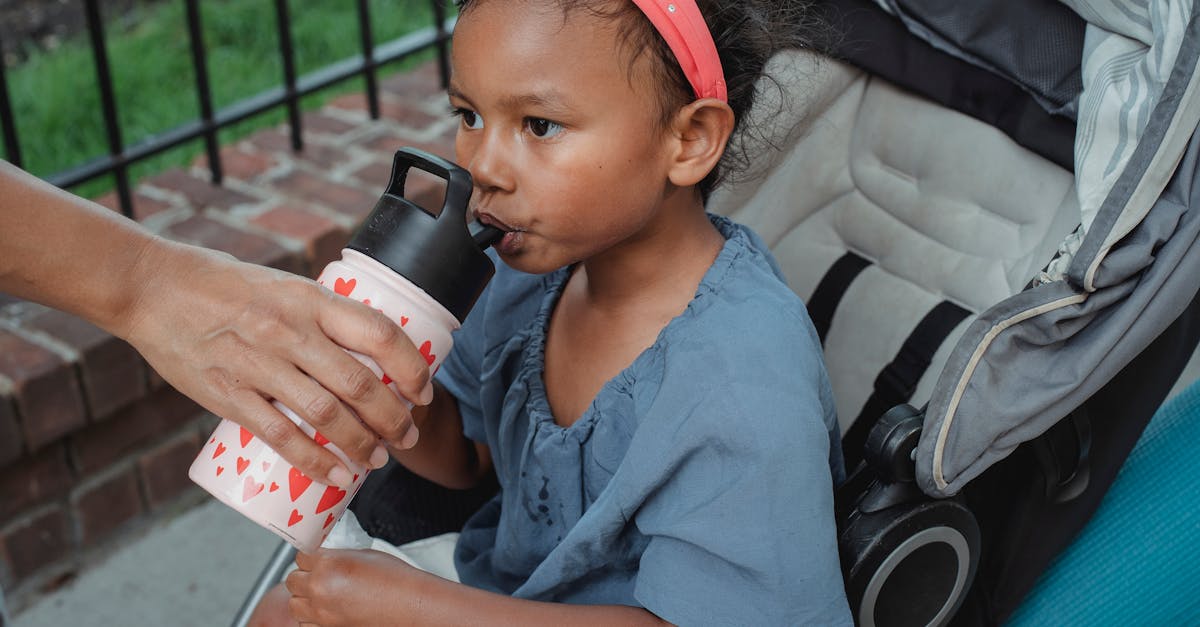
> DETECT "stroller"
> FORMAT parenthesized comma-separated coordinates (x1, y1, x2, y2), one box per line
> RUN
(233, 0, 1200, 625)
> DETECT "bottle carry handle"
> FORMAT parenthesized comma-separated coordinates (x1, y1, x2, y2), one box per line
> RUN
(383, 148, 474, 222)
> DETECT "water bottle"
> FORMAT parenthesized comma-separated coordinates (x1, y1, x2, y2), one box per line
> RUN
(188, 148, 501, 552)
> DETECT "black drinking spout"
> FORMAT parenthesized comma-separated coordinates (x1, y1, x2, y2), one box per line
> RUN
(469, 220, 505, 250)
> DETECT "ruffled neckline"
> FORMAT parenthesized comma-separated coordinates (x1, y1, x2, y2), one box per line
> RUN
(517, 214, 750, 442)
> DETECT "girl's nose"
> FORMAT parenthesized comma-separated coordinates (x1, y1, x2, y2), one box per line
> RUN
(462, 129, 514, 194)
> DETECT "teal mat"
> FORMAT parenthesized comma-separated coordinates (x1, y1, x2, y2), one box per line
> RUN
(1007, 380, 1200, 626)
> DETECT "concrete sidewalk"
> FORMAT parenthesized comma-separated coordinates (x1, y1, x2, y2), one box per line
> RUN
(12, 497, 277, 627)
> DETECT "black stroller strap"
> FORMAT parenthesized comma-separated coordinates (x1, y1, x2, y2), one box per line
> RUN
(844, 299, 972, 466)
(808, 251, 872, 345)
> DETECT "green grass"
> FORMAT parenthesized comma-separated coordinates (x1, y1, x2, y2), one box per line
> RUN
(4, 0, 450, 199)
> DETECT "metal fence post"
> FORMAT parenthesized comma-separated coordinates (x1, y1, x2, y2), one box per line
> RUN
(84, 0, 134, 217)
(274, 0, 304, 151)
(185, 0, 222, 184)
(358, 0, 381, 120)
(0, 33, 23, 168)
(433, 0, 450, 88)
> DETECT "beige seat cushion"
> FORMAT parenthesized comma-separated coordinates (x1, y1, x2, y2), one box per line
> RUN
(710, 52, 1079, 434)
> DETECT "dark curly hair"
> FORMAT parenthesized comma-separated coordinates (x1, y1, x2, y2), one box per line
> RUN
(454, 0, 834, 200)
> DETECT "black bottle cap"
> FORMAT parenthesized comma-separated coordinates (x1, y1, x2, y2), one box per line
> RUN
(347, 148, 503, 322)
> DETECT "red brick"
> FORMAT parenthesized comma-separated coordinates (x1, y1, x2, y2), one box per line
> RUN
(250, 205, 350, 277)
(2, 506, 73, 581)
(329, 92, 370, 114)
(163, 214, 305, 275)
(291, 142, 354, 171)
(348, 159, 393, 191)
(0, 330, 87, 451)
(401, 170, 448, 217)
(0, 395, 22, 466)
(360, 131, 456, 162)
(0, 444, 73, 524)
(20, 308, 146, 421)
(72, 468, 143, 546)
(378, 61, 446, 101)
(272, 170, 378, 222)
(360, 130, 407, 155)
(249, 129, 299, 154)
(145, 169, 262, 211)
(137, 431, 202, 509)
(382, 97, 442, 130)
(93, 190, 174, 222)
(70, 387, 201, 474)
(194, 146, 279, 182)
(303, 111, 358, 135)
(331, 93, 441, 130)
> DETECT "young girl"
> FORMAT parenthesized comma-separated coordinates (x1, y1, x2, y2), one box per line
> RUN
(257, 0, 851, 624)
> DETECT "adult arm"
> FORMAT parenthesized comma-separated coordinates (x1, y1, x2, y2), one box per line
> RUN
(0, 160, 433, 487)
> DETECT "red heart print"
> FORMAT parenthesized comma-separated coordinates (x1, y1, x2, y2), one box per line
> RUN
(400, 316, 409, 327)
(209, 437, 215, 444)
(236, 457, 250, 475)
(289, 468, 313, 502)
(315, 485, 348, 514)
(419, 341, 436, 366)
(243, 476, 265, 502)
(288, 509, 304, 527)
(381, 374, 392, 385)
(362, 298, 371, 306)
(269, 482, 280, 493)
(313, 432, 330, 446)
(240, 427, 253, 448)
(212, 442, 227, 459)
(324, 513, 336, 529)
(334, 277, 356, 297)
(216, 466, 225, 476)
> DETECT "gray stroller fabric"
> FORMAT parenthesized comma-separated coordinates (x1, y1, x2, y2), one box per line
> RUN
(916, 0, 1200, 496)
(871, 0, 1085, 115)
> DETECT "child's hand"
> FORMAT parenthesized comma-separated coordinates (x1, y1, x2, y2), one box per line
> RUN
(285, 547, 423, 626)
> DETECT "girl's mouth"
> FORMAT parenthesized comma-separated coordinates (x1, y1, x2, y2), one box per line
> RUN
(475, 211, 524, 254)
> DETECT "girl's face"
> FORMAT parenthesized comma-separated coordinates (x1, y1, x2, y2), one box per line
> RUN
(449, 1, 683, 274)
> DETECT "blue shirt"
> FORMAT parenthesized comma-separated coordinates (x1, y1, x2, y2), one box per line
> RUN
(437, 215, 852, 625)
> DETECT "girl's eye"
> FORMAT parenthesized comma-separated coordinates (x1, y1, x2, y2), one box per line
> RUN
(526, 118, 563, 138)
(455, 108, 484, 130)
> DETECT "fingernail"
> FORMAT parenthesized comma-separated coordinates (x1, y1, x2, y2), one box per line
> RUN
(327, 465, 354, 489)
(401, 426, 420, 449)
(419, 381, 434, 406)
(369, 444, 389, 469)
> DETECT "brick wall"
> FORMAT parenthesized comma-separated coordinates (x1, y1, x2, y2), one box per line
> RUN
(0, 61, 457, 609)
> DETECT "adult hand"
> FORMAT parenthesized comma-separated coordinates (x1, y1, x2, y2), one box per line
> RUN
(116, 240, 432, 488)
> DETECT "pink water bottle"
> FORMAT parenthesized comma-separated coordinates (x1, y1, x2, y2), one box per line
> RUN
(189, 148, 501, 552)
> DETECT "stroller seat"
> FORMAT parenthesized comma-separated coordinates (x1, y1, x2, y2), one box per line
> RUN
(709, 50, 1080, 459)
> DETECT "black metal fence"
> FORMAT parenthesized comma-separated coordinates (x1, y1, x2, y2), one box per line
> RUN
(0, 0, 454, 218)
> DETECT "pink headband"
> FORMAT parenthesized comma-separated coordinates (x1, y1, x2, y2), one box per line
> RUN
(631, 0, 728, 102)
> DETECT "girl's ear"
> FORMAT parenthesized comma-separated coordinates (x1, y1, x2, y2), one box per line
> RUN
(667, 98, 735, 188)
